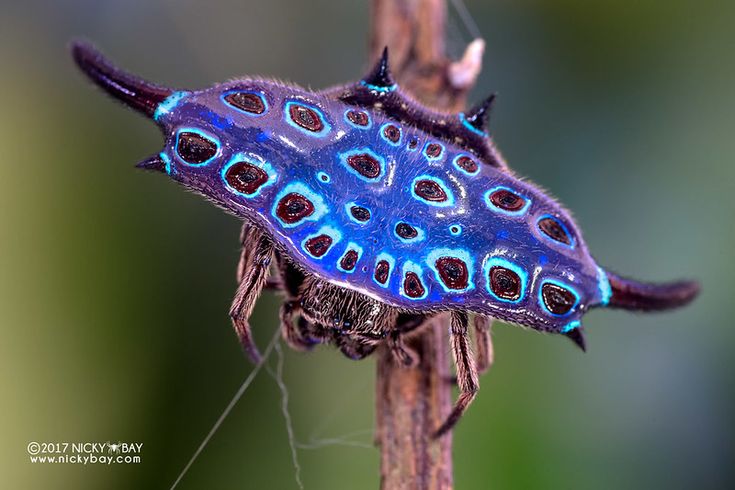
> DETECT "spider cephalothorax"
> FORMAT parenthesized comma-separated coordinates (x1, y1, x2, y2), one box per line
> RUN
(71, 41, 699, 436)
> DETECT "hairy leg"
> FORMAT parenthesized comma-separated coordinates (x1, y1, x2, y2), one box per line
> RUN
(229, 225, 274, 364)
(473, 315, 494, 375)
(434, 311, 479, 438)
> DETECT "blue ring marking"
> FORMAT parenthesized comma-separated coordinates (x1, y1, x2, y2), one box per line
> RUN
(373, 252, 396, 288)
(337, 242, 364, 274)
(426, 248, 476, 293)
(344, 201, 372, 225)
(400, 261, 429, 300)
(301, 225, 342, 259)
(154, 91, 189, 122)
(380, 123, 403, 146)
(458, 113, 488, 137)
(411, 175, 456, 208)
(339, 148, 387, 183)
(423, 142, 445, 162)
(538, 278, 581, 317)
(452, 154, 480, 177)
(360, 80, 397, 93)
(597, 266, 612, 306)
(220, 153, 278, 198)
(449, 224, 463, 236)
(317, 171, 331, 183)
(482, 256, 528, 304)
(284, 101, 331, 138)
(160, 152, 172, 175)
(174, 127, 221, 167)
(393, 223, 426, 244)
(483, 186, 532, 216)
(271, 181, 329, 228)
(562, 320, 581, 333)
(343, 109, 372, 129)
(536, 214, 576, 249)
(220, 90, 269, 117)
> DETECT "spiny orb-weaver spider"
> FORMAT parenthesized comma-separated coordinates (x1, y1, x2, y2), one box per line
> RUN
(71, 41, 699, 437)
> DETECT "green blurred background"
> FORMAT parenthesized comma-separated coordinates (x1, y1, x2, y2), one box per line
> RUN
(1, 0, 733, 488)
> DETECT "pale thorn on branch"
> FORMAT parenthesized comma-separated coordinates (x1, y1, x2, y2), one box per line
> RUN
(448, 38, 486, 90)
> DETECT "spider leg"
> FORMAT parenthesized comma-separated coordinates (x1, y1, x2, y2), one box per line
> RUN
(238, 223, 281, 290)
(279, 300, 315, 351)
(229, 225, 274, 364)
(336, 335, 377, 360)
(473, 315, 494, 375)
(434, 311, 479, 438)
(388, 331, 418, 367)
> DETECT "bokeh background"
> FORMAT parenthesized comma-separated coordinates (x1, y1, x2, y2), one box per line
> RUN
(1, 0, 733, 488)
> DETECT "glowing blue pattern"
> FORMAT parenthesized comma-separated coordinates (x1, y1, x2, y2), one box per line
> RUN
(482, 256, 528, 303)
(373, 252, 396, 288)
(452, 154, 480, 176)
(339, 148, 387, 183)
(427, 248, 476, 293)
(484, 186, 531, 216)
(317, 171, 331, 183)
(160, 152, 172, 175)
(597, 266, 612, 306)
(400, 261, 429, 300)
(271, 181, 329, 228)
(449, 225, 463, 236)
(458, 112, 487, 136)
(423, 142, 445, 162)
(411, 175, 455, 207)
(380, 123, 402, 146)
(221, 153, 278, 198)
(284, 101, 331, 137)
(174, 127, 220, 166)
(344, 201, 371, 225)
(562, 320, 581, 333)
(337, 242, 364, 273)
(220, 90, 268, 117)
(538, 278, 580, 317)
(154, 91, 189, 121)
(393, 223, 425, 244)
(537, 214, 576, 249)
(344, 109, 372, 129)
(360, 80, 397, 92)
(301, 225, 342, 259)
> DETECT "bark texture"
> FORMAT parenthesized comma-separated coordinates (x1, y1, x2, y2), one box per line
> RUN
(371, 1, 484, 489)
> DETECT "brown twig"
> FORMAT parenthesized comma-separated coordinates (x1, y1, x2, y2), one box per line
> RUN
(370, 1, 484, 489)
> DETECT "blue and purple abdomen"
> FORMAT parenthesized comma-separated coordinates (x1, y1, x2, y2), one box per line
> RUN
(156, 80, 610, 333)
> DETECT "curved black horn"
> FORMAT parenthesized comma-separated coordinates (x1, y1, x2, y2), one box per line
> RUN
(71, 40, 174, 117)
(606, 271, 700, 311)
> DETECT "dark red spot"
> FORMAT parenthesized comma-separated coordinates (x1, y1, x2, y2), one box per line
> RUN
(408, 138, 418, 150)
(542, 283, 576, 315)
(456, 156, 478, 174)
(224, 161, 268, 195)
(340, 250, 359, 271)
(538, 217, 572, 245)
(414, 179, 448, 202)
(350, 205, 371, 222)
(289, 104, 324, 132)
(489, 189, 526, 212)
(489, 266, 522, 301)
(224, 92, 265, 114)
(346, 110, 369, 126)
(383, 124, 401, 143)
(374, 260, 390, 284)
(425, 143, 443, 158)
(403, 272, 426, 298)
(435, 257, 469, 290)
(347, 153, 381, 179)
(395, 222, 418, 239)
(304, 234, 333, 257)
(276, 193, 315, 224)
(177, 131, 218, 164)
